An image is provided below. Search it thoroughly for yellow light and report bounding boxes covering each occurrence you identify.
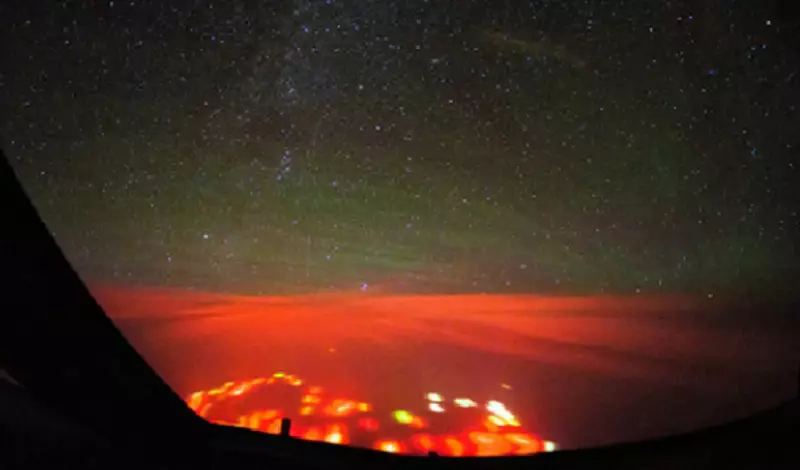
[426,392,443,402]
[393,410,414,425]
[273,372,285,378]
[299,406,315,416]
[501,383,512,390]
[357,402,372,412]
[428,402,445,413]
[543,441,557,452]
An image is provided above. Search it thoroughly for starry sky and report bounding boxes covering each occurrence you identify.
[1,0,798,297]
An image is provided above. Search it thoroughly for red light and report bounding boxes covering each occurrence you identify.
[357,417,380,432]
[185,372,557,458]
[410,433,436,453]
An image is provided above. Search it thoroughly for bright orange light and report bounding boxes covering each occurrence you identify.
[187,392,205,411]
[505,433,541,455]
[301,427,323,442]
[484,417,500,432]
[258,409,278,421]
[469,431,513,456]
[247,412,261,431]
[266,418,282,434]
[323,424,348,445]
[442,436,465,457]
[357,402,372,412]
[324,399,356,417]
[182,372,555,458]
[375,439,405,454]
[301,394,321,404]
[409,416,428,429]
[198,403,212,418]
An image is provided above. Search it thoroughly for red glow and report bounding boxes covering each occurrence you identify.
[180,371,556,456]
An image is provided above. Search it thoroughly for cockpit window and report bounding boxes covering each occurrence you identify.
[2,0,798,456]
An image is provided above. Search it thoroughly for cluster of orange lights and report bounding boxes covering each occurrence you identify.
[185,372,557,457]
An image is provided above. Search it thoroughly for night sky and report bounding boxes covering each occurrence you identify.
[1,0,798,297]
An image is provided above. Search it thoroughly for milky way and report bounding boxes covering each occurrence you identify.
[1,0,798,297]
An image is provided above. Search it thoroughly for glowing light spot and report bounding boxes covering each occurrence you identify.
[325,399,356,417]
[469,431,514,456]
[409,416,428,429]
[375,439,405,454]
[501,383,512,390]
[442,436,465,456]
[428,402,445,413]
[230,383,249,396]
[324,424,348,445]
[299,406,315,416]
[357,402,372,412]
[393,410,414,425]
[543,441,557,452]
[454,398,477,408]
[411,434,436,453]
[266,418,282,434]
[187,392,205,411]
[302,427,323,441]
[486,400,520,427]
[302,394,321,404]
[247,413,261,431]
[484,416,502,432]
[198,403,212,418]
[426,392,443,402]
[506,433,541,455]
[357,417,379,432]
